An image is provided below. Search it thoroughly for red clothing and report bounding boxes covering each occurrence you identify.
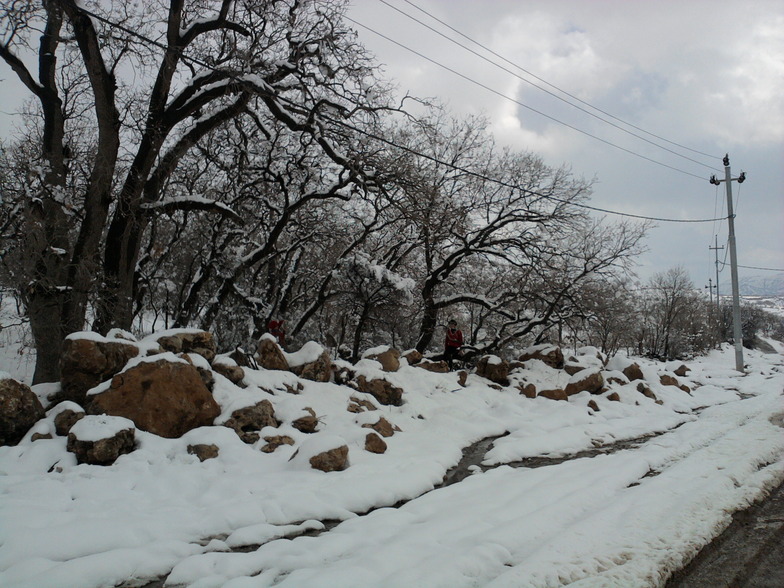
[268,319,286,346]
[444,327,463,349]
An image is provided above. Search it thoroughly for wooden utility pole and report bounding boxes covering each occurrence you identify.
[710,155,746,372]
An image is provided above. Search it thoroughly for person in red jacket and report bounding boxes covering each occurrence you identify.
[444,319,463,369]
[267,319,286,347]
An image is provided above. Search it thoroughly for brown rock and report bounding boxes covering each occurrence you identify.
[89,359,220,439]
[66,416,136,465]
[538,388,568,401]
[292,407,319,433]
[284,382,305,395]
[212,362,245,386]
[659,374,680,387]
[606,375,629,386]
[59,336,139,404]
[402,349,423,365]
[366,348,401,372]
[362,416,397,438]
[157,331,216,362]
[261,435,295,453]
[588,399,600,412]
[414,360,449,373]
[309,445,349,472]
[187,443,219,461]
[563,362,586,376]
[31,432,53,441]
[228,348,252,368]
[224,400,278,440]
[290,349,332,383]
[637,382,658,401]
[347,397,377,413]
[257,337,289,371]
[622,363,644,382]
[565,369,605,396]
[476,356,510,386]
[365,432,387,454]
[673,364,691,377]
[679,384,692,394]
[54,408,85,436]
[0,377,46,446]
[607,392,621,402]
[518,345,564,369]
[355,376,404,406]
[519,383,538,398]
[457,370,469,387]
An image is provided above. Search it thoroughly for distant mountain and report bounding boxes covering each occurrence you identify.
[720,273,784,296]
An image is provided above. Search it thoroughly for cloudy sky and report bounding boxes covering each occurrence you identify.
[1,0,781,290]
[347,0,784,288]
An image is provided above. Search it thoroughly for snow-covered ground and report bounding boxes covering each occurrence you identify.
[1,339,783,588]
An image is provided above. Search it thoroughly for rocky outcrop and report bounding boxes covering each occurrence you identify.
[156,330,216,363]
[476,355,510,386]
[0,376,46,446]
[355,376,404,406]
[60,335,140,404]
[89,357,220,439]
[564,368,605,396]
[518,345,564,369]
[66,415,136,465]
[224,400,278,443]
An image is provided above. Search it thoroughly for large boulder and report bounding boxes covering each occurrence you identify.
[156,330,216,363]
[355,376,404,406]
[292,407,319,433]
[309,445,349,472]
[365,432,387,454]
[402,349,423,365]
[0,375,46,446]
[363,347,401,372]
[518,344,564,369]
[564,368,605,396]
[88,357,220,438]
[256,335,289,371]
[60,334,140,404]
[66,415,136,465]
[476,355,510,386]
[288,342,332,382]
[290,435,350,472]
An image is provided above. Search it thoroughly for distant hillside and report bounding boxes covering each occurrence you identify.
[720,273,784,296]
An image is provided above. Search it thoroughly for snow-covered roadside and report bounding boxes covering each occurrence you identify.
[0,343,782,588]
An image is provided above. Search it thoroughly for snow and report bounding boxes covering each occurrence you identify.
[0,342,783,588]
[68,415,135,442]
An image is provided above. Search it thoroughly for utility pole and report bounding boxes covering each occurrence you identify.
[710,155,746,372]
[705,278,714,306]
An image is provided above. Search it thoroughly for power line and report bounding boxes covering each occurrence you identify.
[718,261,784,273]
[344,14,710,181]
[400,0,722,162]
[378,0,719,171]
[75,4,726,225]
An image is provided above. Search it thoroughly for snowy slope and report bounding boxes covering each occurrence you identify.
[0,343,783,588]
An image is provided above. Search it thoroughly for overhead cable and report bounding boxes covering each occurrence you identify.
[378,0,719,171]
[345,15,710,181]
